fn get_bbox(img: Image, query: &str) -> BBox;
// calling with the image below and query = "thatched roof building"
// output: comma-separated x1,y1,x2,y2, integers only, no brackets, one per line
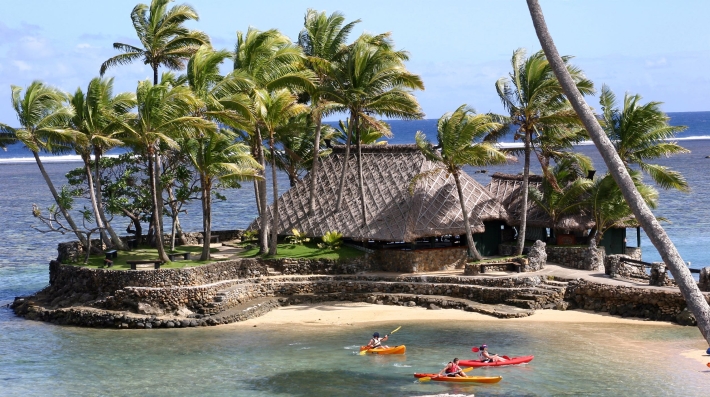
251,145,509,242
485,172,594,231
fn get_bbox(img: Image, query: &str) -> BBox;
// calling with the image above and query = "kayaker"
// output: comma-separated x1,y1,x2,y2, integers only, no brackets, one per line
479,345,507,362
366,332,389,349
438,358,467,378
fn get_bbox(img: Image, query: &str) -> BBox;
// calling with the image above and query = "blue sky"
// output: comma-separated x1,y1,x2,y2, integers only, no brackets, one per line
1,0,708,124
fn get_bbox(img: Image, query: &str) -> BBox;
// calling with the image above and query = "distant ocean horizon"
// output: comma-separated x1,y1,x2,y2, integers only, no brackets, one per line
2,111,710,164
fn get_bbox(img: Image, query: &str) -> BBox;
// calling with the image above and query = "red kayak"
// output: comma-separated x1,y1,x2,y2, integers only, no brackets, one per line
459,355,534,367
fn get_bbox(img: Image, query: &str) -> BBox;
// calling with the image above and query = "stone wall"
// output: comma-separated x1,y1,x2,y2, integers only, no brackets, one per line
270,256,372,275
607,255,649,280
373,246,467,272
547,245,605,271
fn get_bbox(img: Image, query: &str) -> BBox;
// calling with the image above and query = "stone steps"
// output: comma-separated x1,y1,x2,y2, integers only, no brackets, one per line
205,297,280,325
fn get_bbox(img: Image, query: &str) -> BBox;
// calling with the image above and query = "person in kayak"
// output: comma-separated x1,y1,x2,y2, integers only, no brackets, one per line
366,332,389,349
479,345,507,362
438,358,467,378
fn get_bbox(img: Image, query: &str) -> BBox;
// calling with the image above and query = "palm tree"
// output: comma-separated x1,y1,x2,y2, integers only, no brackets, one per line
298,9,360,215
184,133,260,260
496,48,594,255
68,77,135,250
414,105,508,260
332,118,390,145
254,88,310,255
118,79,214,262
0,125,16,149
9,81,87,246
599,85,689,191
233,27,315,253
100,0,210,85
331,32,425,225
526,0,710,345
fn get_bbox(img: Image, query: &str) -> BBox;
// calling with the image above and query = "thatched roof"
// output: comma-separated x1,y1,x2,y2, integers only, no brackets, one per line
486,172,594,231
250,144,509,242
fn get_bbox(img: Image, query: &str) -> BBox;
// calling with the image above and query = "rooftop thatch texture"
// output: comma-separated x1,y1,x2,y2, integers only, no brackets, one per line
486,172,595,231
251,144,509,242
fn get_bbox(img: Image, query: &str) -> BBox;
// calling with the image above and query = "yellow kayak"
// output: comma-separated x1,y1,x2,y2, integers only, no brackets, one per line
359,345,406,355
413,373,503,383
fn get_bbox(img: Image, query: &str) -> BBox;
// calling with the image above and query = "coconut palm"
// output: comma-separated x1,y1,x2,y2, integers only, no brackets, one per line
254,88,310,255
233,27,315,253
414,105,508,260
184,133,260,260
526,0,710,345
298,9,360,214
599,85,689,191
331,32,425,225
100,0,210,84
9,81,87,246
332,118,390,145
0,125,16,149
68,77,135,249
117,79,214,262
496,48,594,255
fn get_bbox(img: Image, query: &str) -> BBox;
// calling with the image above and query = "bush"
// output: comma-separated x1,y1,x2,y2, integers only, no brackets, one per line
286,229,310,245
318,230,343,250
242,230,258,242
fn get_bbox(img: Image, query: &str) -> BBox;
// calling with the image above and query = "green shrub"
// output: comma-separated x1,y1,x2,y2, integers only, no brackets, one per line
286,229,310,245
318,230,343,250
242,230,258,242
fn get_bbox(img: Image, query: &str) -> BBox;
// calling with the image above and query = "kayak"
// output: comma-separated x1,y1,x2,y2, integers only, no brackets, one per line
413,373,503,383
359,345,406,355
459,355,534,367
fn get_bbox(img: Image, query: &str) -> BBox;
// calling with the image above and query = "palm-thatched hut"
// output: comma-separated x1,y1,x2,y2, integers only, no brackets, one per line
251,144,510,271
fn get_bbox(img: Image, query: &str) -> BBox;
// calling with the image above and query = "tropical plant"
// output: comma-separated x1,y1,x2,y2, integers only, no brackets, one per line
184,132,260,261
414,105,508,260
8,81,87,246
526,0,710,345
241,229,258,242
100,0,210,84
298,9,360,214
0,124,16,149
599,85,689,191
332,118,390,145
318,230,343,250
286,229,310,245
495,47,594,255
331,32,425,225
68,77,135,249
117,78,214,262
233,27,315,254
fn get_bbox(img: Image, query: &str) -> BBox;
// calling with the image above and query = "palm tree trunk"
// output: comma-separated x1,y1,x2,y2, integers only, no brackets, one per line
307,110,323,215
453,171,482,261
355,116,367,226
527,0,710,344
94,150,126,250
253,179,261,216
516,132,531,255
149,150,169,262
83,156,110,247
200,176,211,261
255,126,269,254
269,132,279,256
32,151,87,246
335,112,356,211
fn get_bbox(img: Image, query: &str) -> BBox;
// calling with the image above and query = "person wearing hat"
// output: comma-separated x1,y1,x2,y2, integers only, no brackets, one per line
479,344,507,362
365,332,389,349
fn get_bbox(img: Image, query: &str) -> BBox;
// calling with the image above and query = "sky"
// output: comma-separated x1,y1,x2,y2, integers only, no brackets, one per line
1,0,709,124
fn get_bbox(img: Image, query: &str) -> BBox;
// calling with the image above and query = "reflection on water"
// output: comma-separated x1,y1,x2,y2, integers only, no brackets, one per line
0,316,706,396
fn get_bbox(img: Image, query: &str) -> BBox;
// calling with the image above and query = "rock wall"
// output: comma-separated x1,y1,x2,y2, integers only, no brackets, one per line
546,245,605,270
270,256,372,275
373,246,467,272
607,255,649,280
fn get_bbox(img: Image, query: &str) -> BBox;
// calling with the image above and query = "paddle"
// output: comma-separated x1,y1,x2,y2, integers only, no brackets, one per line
418,367,473,382
359,326,402,355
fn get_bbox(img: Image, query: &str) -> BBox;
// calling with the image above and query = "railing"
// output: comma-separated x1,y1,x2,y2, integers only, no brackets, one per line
619,257,699,274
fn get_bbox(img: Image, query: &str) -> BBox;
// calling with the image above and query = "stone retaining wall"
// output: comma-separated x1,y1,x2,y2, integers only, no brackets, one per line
373,246,467,272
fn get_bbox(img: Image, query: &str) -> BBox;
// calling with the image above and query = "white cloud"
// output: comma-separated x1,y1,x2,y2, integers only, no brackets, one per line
12,60,31,72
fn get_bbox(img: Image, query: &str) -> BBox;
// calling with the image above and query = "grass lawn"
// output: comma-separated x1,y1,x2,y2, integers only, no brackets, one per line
238,240,363,260
69,245,220,270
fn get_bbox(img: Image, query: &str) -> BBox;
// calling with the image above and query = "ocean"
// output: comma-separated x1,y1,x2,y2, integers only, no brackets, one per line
0,112,708,396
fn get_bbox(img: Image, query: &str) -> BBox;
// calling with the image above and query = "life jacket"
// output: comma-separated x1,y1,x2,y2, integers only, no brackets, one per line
445,362,461,374
479,350,492,362
370,337,382,348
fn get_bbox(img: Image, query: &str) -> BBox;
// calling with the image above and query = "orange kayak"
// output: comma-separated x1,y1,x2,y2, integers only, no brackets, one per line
359,345,406,355
413,373,503,383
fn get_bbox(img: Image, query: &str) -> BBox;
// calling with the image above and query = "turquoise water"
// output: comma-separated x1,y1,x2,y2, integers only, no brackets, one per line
2,113,710,395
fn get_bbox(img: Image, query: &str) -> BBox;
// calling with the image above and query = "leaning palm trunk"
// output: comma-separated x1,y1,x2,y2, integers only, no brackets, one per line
516,133,531,255
268,132,279,256
82,155,110,246
527,0,710,344
307,114,323,215
149,150,169,262
334,113,356,211
94,150,125,250
453,171,482,261
255,127,269,254
32,151,87,246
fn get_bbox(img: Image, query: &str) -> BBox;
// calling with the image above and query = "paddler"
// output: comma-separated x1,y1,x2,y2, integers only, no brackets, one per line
366,332,389,349
438,358,467,377
479,344,507,362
